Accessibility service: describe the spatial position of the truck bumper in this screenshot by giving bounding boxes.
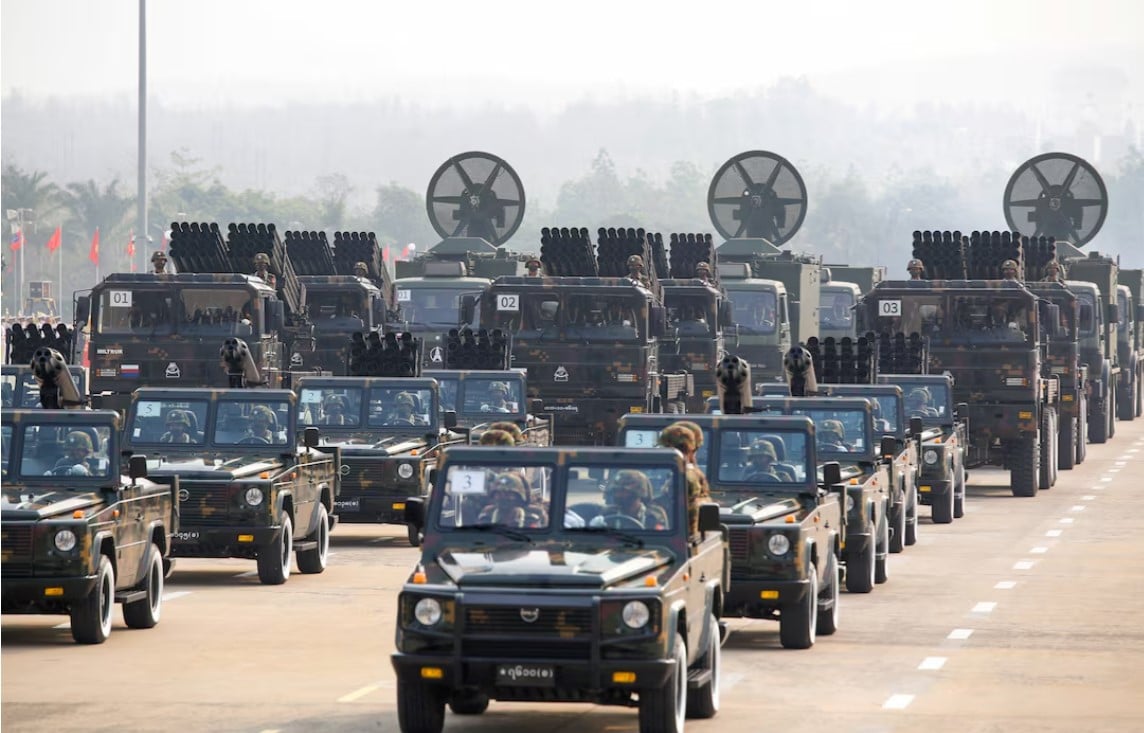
[333,495,411,525]
[723,577,810,618]
[391,652,674,693]
[170,525,282,558]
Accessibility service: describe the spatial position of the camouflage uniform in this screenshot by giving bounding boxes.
[353,262,369,279]
[525,258,542,277]
[253,253,277,288]
[626,255,651,288]
[160,410,194,443]
[479,429,515,446]
[1001,259,1020,281]
[744,440,781,482]
[54,431,94,472]
[321,394,350,426]
[477,473,547,528]
[907,259,925,280]
[1041,261,1064,282]
[593,470,669,530]
[387,392,428,426]
[246,405,277,441]
[818,419,849,451]
[695,261,712,283]
[658,422,709,537]
[488,420,524,445]
[481,382,512,413]
[151,251,168,275]
[906,388,933,416]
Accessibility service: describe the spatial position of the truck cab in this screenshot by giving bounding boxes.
[390,262,490,369]
[293,275,385,373]
[819,281,861,341]
[718,265,792,383]
[660,278,729,412]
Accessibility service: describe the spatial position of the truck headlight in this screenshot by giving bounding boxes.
[53,529,77,552]
[923,449,939,465]
[398,463,415,480]
[244,488,264,506]
[414,598,443,626]
[767,534,791,556]
[845,494,855,513]
[622,601,650,629]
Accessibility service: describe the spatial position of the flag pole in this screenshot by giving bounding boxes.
[57,231,63,319]
[18,227,25,316]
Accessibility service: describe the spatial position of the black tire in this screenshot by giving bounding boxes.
[904,487,919,546]
[1058,412,1076,470]
[397,678,446,733]
[257,514,292,585]
[816,552,840,636]
[954,465,966,519]
[780,565,818,649]
[407,523,421,548]
[845,527,875,593]
[874,514,890,584]
[70,554,114,644]
[932,483,954,525]
[1048,410,1059,487]
[1090,394,1109,443]
[1038,409,1054,491]
[1077,395,1088,464]
[1011,435,1039,498]
[162,557,176,580]
[686,613,721,718]
[1136,372,1142,417]
[1109,382,1117,438]
[123,544,164,629]
[297,504,329,574]
[1119,373,1135,420]
[889,484,906,554]
[448,691,490,715]
[639,634,686,733]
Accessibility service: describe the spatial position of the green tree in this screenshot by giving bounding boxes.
[313,173,352,231]
[60,178,135,270]
[371,182,435,248]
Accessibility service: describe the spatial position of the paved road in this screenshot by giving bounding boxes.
[5,422,1144,733]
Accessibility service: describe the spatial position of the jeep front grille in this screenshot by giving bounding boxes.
[1,525,34,576]
[179,484,232,526]
[465,606,592,636]
[728,528,750,562]
[462,639,591,660]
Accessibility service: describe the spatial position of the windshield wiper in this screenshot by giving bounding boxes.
[465,523,532,542]
[566,525,644,548]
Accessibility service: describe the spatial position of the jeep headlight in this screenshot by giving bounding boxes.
[398,463,415,480]
[767,533,791,556]
[53,529,77,552]
[923,449,939,465]
[622,600,650,629]
[244,488,264,507]
[414,597,443,626]
[845,494,855,513]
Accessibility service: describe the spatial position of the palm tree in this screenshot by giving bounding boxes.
[60,178,135,270]
[1,164,62,220]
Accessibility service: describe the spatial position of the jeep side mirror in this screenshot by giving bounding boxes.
[303,426,320,448]
[528,398,544,415]
[697,502,721,534]
[822,461,842,488]
[443,410,458,431]
[909,416,923,439]
[880,435,897,459]
[404,496,425,530]
[460,295,477,326]
[1107,303,1120,325]
[128,454,148,481]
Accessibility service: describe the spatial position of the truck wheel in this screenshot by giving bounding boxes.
[904,487,919,545]
[639,634,686,733]
[686,613,721,718]
[1058,413,1077,470]
[844,528,875,593]
[257,514,293,585]
[1011,435,1039,498]
[1136,372,1142,417]
[448,690,490,715]
[397,678,446,733]
[1077,396,1088,463]
[780,567,818,649]
[407,523,421,548]
[1048,411,1059,487]
[70,555,115,644]
[296,504,329,574]
[123,544,164,629]
[874,515,890,584]
[815,552,840,636]
[1090,395,1109,444]
[889,495,906,554]
[1119,374,1135,420]
[932,484,954,525]
[1108,382,1117,438]
[1038,409,1054,491]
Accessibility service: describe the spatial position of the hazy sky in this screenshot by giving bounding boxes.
[3,0,1142,108]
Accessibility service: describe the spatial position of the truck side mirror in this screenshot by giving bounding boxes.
[460,295,476,326]
[1108,303,1121,325]
[697,502,721,534]
[128,454,148,481]
[822,461,842,488]
[403,497,425,530]
[303,426,320,448]
[909,416,923,439]
[75,295,91,328]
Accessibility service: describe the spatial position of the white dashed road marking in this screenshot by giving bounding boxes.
[1060,517,1075,524]
[1014,560,1036,570]
[1030,546,1049,554]
[1082,495,1096,500]
[1046,529,1063,537]
[162,591,193,601]
[971,602,997,614]
[235,570,258,578]
[948,628,974,640]
[918,657,947,671]
[337,681,390,703]
[995,580,1017,589]
[883,694,915,710]
[1070,505,1087,512]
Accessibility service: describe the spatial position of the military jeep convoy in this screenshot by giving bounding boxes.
[2,148,1136,732]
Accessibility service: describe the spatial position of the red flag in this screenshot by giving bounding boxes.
[9,229,23,251]
[89,228,100,265]
[45,226,62,253]
[161,229,169,251]
[126,231,136,259]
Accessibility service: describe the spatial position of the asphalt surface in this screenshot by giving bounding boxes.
[4,420,1144,733]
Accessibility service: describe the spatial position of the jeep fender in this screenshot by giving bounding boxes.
[663,599,688,653]
[697,579,722,655]
[274,490,294,524]
[143,519,168,557]
[91,530,117,576]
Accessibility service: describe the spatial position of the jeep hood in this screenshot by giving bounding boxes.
[436,545,674,589]
[717,495,806,526]
[145,457,284,481]
[1,489,106,521]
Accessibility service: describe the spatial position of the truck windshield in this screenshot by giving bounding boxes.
[97,288,175,335]
[666,293,715,336]
[16,424,113,479]
[821,290,855,330]
[395,287,466,327]
[714,429,810,486]
[307,288,368,331]
[872,294,1033,345]
[491,291,645,341]
[725,289,777,334]
[180,288,256,336]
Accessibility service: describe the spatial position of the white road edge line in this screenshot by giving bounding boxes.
[994,580,1017,589]
[918,656,947,670]
[883,694,915,710]
[235,570,259,578]
[971,602,997,614]
[948,628,974,640]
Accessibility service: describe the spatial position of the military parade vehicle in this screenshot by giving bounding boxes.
[707,151,820,383]
[1003,152,1119,445]
[2,363,88,409]
[121,386,338,585]
[859,232,1061,497]
[618,412,843,649]
[472,226,689,446]
[878,374,967,524]
[2,408,176,643]
[394,445,725,733]
[818,279,862,341]
[391,152,529,369]
[424,366,553,445]
[1024,280,1088,468]
[821,264,884,296]
[1116,268,1144,420]
[3,323,87,408]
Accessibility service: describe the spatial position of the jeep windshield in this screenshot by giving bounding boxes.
[297,386,365,428]
[461,377,523,417]
[724,288,777,335]
[623,427,711,473]
[367,387,438,430]
[891,380,952,424]
[435,463,554,531]
[212,398,292,447]
[10,423,113,480]
[758,406,870,459]
[488,291,646,342]
[712,428,811,489]
[128,397,210,445]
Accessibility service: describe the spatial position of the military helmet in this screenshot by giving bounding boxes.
[695,261,711,273]
[151,251,168,263]
[65,431,93,453]
[395,392,416,408]
[250,405,275,423]
[1002,259,1019,272]
[658,424,696,453]
[479,429,516,447]
[489,381,509,395]
[821,419,845,440]
[353,261,369,275]
[626,254,644,268]
[748,439,777,461]
[490,472,528,503]
[607,470,652,501]
[323,394,348,410]
[907,387,930,405]
[1046,260,1061,272]
[488,421,524,444]
[675,420,704,449]
[253,253,271,266]
[907,259,925,272]
[526,257,541,268]
[165,410,191,427]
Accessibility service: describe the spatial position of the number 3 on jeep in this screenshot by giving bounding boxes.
[879,300,902,317]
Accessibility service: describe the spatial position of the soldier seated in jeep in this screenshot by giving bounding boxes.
[476,473,548,528]
[479,381,513,413]
[382,392,430,426]
[160,410,196,443]
[589,469,669,530]
[743,439,783,482]
[817,419,851,453]
[49,431,104,476]
[319,394,357,426]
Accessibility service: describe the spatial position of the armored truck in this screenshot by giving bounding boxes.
[293,274,387,374]
[660,278,730,412]
[122,387,338,585]
[2,364,88,409]
[819,281,862,341]
[2,409,176,643]
[394,446,725,733]
[1115,276,1143,421]
[391,260,499,369]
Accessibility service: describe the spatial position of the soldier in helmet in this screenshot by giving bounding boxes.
[1001,259,1020,281]
[592,470,668,530]
[52,431,96,474]
[695,261,713,284]
[478,429,516,446]
[385,392,428,426]
[151,250,169,274]
[658,421,710,538]
[244,405,278,442]
[744,440,781,482]
[626,254,650,287]
[253,253,277,287]
[1041,260,1064,282]
[353,261,369,279]
[907,259,926,280]
[818,419,850,452]
[488,420,525,445]
[477,473,548,528]
[320,394,352,426]
[525,257,542,277]
[480,382,512,413]
[906,388,935,417]
[160,410,194,443]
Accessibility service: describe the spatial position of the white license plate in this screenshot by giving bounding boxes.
[334,498,360,512]
[496,663,555,687]
[173,531,200,541]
